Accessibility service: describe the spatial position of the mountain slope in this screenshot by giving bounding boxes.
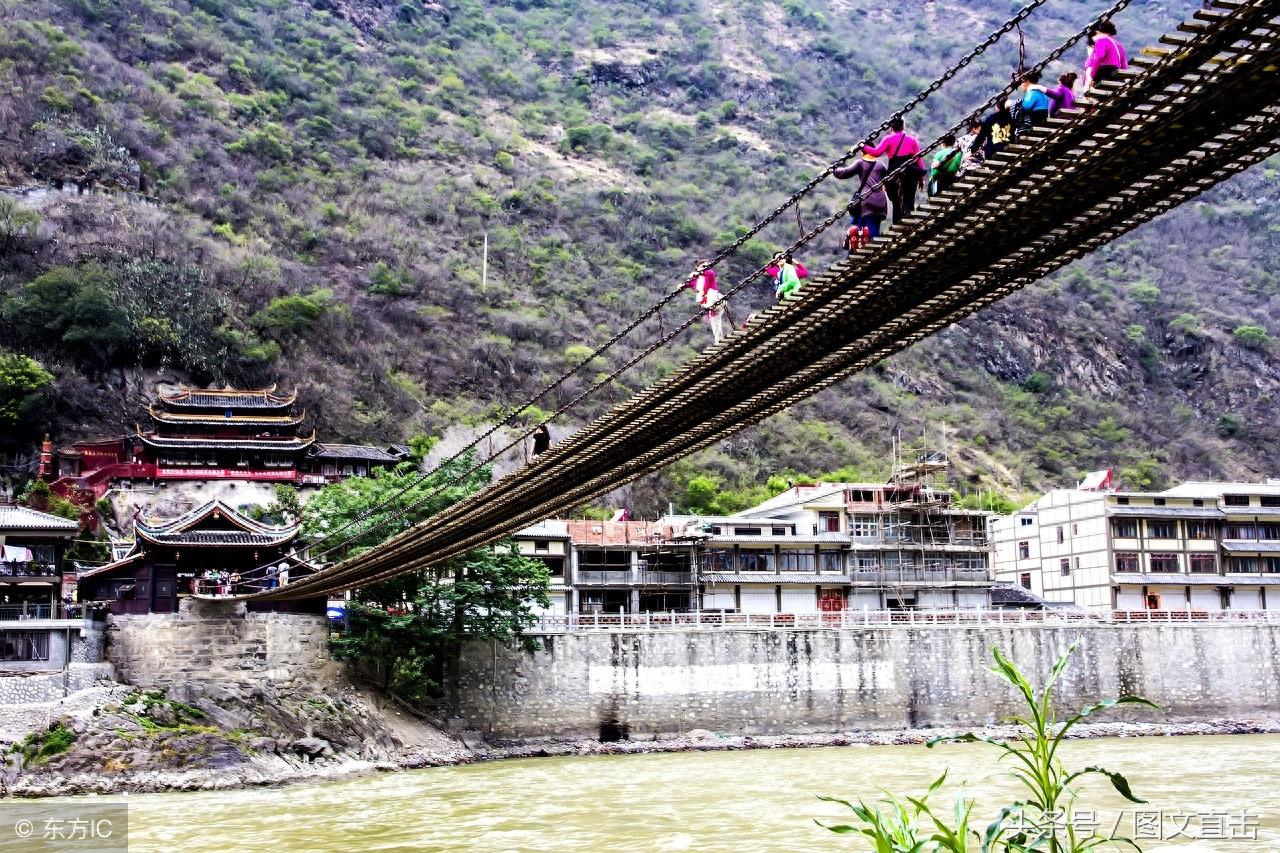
[0,0,1276,511]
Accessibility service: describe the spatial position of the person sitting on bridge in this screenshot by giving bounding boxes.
[1014,70,1052,132]
[685,259,727,343]
[1083,21,1127,90]
[834,151,888,251]
[770,253,805,300]
[862,117,925,225]
[1047,72,1078,115]
[928,134,964,196]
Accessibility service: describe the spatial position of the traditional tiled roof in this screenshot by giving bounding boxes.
[148,403,305,427]
[134,499,298,548]
[0,505,79,533]
[309,443,404,462]
[990,583,1050,607]
[158,385,297,410]
[136,431,316,452]
[77,551,144,581]
[1221,507,1280,518]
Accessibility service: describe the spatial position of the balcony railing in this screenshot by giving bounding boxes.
[530,608,1280,634]
[574,570,633,585]
[0,603,75,621]
[0,562,59,578]
[851,567,990,584]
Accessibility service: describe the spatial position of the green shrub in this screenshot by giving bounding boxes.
[1233,324,1270,349]
[250,289,335,337]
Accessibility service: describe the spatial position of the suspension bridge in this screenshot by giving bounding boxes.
[236,0,1280,602]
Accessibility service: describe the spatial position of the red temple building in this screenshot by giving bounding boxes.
[47,386,409,503]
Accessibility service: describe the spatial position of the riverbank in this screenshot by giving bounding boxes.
[8,712,1279,798]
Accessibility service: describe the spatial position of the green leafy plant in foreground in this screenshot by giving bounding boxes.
[818,642,1159,851]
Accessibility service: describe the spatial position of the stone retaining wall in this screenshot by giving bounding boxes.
[105,600,334,691]
[454,624,1280,740]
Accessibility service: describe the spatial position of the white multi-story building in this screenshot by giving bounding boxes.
[512,456,997,615]
[993,477,1280,611]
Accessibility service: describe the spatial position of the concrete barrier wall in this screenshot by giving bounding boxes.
[454,625,1280,740]
[105,601,333,691]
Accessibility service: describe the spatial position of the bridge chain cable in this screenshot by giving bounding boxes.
[227,0,1074,587]
[259,0,1279,597]
[262,0,1134,584]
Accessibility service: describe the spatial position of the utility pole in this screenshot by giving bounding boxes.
[481,231,488,293]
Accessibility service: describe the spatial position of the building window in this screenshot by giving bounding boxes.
[1116,497,1130,505]
[847,489,876,503]
[1260,524,1280,541]
[1145,592,1161,610]
[1224,494,1250,507]
[1153,497,1166,506]
[1227,557,1258,574]
[739,550,774,572]
[734,527,762,537]
[819,551,844,572]
[1019,572,1032,590]
[1189,554,1217,574]
[1072,523,1079,536]
[1111,519,1139,539]
[851,515,878,538]
[534,540,549,553]
[1019,516,1034,527]
[1192,498,1205,507]
[1060,558,1071,576]
[1262,496,1280,508]
[1056,527,1064,544]
[1115,552,1139,573]
[1149,553,1180,573]
[1224,523,1257,541]
[1147,521,1175,539]
[1266,558,1280,574]
[541,557,565,577]
[817,512,840,533]
[779,550,815,572]
[1186,521,1214,540]
[705,549,734,572]
[0,631,49,661]
[771,526,788,537]
[1017,541,1030,560]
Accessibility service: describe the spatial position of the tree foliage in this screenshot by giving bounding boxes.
[0,350,53,447]
[309,450,549,704]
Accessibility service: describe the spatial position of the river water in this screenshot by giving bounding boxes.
[49,735,1280,851]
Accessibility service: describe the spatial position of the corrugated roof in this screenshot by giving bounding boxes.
[1107,506,1224,518]
[702,573,848,584]
[0,505,79,532]
[1222,541,1280,554]
[1112,572,1279,586]
[1221,507,1280,518]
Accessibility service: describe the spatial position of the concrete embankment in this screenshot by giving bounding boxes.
[454,623,1280,741]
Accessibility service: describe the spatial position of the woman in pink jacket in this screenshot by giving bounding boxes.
[1084,21,1127,90]
[862,117,926,225]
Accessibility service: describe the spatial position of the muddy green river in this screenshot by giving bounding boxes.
[41,734,1280,851]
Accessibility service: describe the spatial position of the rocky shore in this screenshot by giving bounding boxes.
[478,718,1280,761]
[6,693,1277,798]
